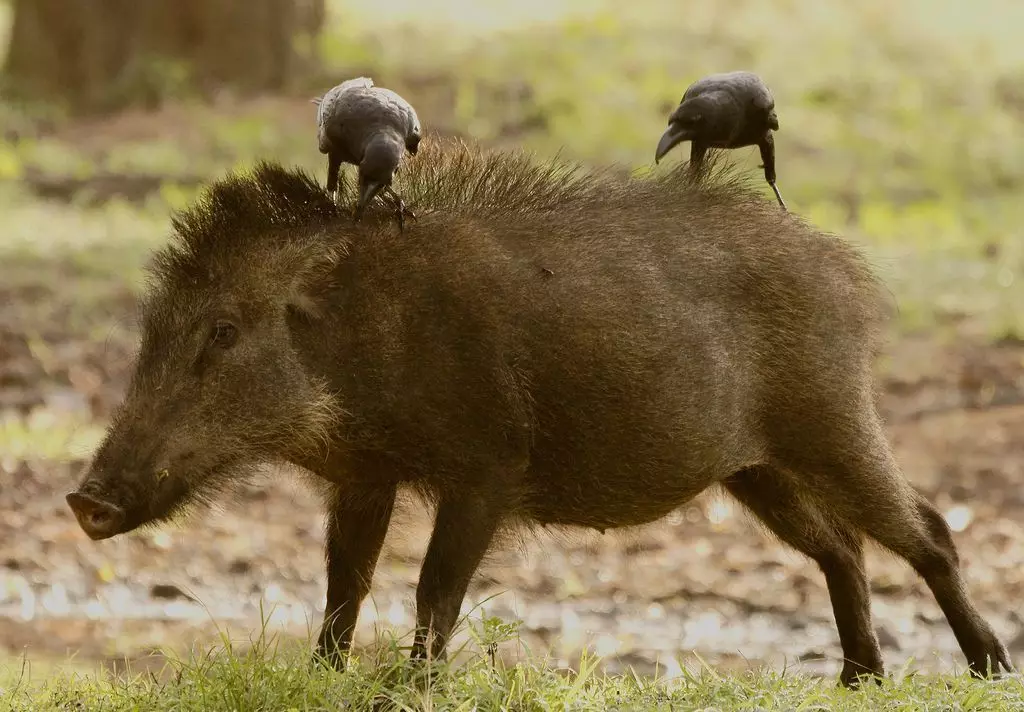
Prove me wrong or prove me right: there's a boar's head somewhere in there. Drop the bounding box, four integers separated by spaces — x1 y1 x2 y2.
67 163 347 540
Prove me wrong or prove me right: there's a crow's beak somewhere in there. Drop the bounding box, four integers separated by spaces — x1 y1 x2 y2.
655 123 695 164
354 180 385 220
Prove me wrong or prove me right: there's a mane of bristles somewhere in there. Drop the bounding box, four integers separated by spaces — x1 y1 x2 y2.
339 135 767 220
377 137 605 217
649 146 759 203
145 161 347 297
145 139 769 297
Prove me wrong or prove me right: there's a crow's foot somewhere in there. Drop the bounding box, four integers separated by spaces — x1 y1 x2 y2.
768 180 788 211
383 187 417 233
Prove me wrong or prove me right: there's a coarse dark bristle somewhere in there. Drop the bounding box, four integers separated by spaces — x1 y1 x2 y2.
156 136 765 276
156 161 344 284
143 137 871 337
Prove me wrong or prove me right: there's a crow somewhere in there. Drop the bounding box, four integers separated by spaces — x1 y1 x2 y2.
314 77 422 229
655 71 787 210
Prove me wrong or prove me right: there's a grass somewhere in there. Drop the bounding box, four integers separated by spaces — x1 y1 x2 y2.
1 617 1021 711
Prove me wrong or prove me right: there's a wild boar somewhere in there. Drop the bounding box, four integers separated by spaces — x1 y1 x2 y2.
67 139 1013 686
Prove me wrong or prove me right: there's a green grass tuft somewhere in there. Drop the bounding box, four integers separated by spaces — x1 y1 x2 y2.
1 614 1021 711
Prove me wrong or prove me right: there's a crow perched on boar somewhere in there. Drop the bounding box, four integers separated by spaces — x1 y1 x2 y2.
656 70 787 210
313 76 421 230
67 139 1013 686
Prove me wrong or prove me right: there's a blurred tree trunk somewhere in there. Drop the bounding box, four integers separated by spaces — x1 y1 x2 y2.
2 0 326 112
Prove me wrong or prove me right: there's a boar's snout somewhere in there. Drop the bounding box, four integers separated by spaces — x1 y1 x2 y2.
65 491 127 540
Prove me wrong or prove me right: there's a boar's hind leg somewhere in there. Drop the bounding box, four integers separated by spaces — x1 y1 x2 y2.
724 465 884 687
785 414 1015 679
411 489 503 662
854 482 1014 677
316 482 397 669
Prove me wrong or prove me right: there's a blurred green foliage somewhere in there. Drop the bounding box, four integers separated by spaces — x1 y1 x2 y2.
0 0 1022 339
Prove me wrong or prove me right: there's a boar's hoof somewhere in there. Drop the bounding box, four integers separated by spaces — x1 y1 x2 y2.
967 642 1016 680
313 648 346 672
314 634 349 672
839 666 884 689
66 492 126 540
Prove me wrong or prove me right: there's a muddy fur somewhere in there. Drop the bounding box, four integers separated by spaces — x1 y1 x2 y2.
69 137 1013 685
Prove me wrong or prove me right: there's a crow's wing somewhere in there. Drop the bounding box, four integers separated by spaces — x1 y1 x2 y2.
681 71 774 111
315 77 376 128
368 87 422 154
318 84 422 162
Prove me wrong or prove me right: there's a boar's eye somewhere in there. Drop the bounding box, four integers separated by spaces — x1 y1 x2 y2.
209 320 238 349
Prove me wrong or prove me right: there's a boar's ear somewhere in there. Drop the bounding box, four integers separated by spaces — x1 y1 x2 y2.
278 234 348 320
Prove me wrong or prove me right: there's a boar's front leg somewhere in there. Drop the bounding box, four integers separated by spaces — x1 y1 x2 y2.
316 481 397 669
411 489 502 662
